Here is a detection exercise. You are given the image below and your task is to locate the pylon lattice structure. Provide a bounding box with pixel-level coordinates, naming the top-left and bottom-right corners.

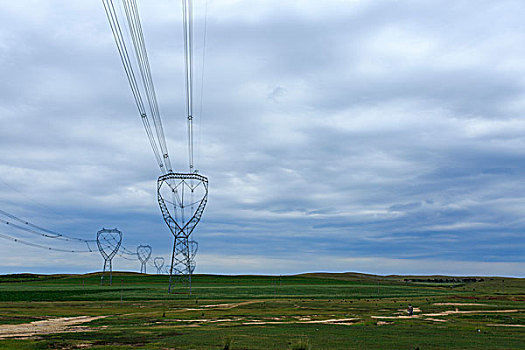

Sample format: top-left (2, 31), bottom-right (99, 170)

top-left (137, 245), bottom-right (152, 274)
top-left (153, 256), bottom-right (165, 274)
top-left (103, 0), bottom-right (208, 293)
top-left (96, 228), bottom-right (122, 286)
top-left (158, 173), bottom-right (207, 293)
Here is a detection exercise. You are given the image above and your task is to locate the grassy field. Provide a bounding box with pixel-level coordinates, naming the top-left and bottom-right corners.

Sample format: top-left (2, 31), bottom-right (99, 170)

top-left (0, 272), bottom-right (523, 349)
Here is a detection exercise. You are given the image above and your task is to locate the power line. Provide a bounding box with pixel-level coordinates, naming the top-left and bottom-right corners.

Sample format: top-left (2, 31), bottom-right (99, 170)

top-left (0, 209), bottom-right (96, 243)
top-left (183, 0), bottom-right (195, 173)
top-left (102, 0), bottom-right (208, 291)
top-left (196, 0), bottom-right (208, 170)
top-left (0, 231), bottom-right (93, 253)
top-left (102, 0), bottom-right (167, 173)
top-left (123, 0), bottom-right (173, 173)
top-left (120, 245), bottom-right (138, 256)
top-left (116, 252), bottom-right (137, 261)
top-left (0, 209), bottom-right (96, 253)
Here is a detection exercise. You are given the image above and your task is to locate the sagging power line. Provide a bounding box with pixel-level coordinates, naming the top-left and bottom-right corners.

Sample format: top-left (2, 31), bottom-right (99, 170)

top-left (103, 0), bottom-right (209, 294)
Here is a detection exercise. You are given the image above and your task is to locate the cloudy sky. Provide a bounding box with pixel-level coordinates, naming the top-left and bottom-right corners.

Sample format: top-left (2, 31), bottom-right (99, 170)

top-left (0, 0), bottom-right (524, 276)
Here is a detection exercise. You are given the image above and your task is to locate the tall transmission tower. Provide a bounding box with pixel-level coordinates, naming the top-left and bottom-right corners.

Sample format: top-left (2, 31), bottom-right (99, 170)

top-left (97, 228), bottom-right (122, 285)
top-left (137, 245), bottom-right (152, 274)
top-left (162, 0), bottom-right (208, 294)
top-left (102, 0), bottom-right (208, 293)
top-left (158, 173), bottom-right (207, 293)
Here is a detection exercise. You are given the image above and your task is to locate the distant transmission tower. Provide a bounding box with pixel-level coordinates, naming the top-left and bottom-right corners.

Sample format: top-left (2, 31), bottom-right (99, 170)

top-left (153, 257), bottom-right (165, 274)
top-left (137, 245), bottom-right (152, 274)
top-left (188, 240), bottom-right (198, 274)
top-left (96, 228), bottom-right (122, 286)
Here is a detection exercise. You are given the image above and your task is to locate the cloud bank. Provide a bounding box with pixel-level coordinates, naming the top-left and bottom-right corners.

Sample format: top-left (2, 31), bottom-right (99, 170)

top-left (0, 0), bottom-right (524, 276)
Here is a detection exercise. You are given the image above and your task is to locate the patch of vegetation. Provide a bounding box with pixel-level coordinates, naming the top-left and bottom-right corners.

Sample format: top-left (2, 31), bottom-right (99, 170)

top-left (0, 289), bottom-right (117, 302)
top-left (0, 273), bottom-right (522, 349)
top-left (222, 336), bottom-right (233, 350)
top-left (289, 335), bottom-right (310, 350)
top-left (405, 278), bottom-right (484, 283)
top-left (0, 315), bottom-right (42, 325)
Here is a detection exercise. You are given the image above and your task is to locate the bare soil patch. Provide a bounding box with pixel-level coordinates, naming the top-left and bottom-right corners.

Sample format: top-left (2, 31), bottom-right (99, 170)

top-left (202, 301), bottom-right (260, 309)
top-left (371, 309), bottom-right (520, 319)
top-left (423, 309), bottom-right (519, 317)
top-left (424, 318), bottom-right (448, 322)
top-left (0, 316), bottom-right (106, 339)
top-left (241, 317), bottom-right (359, 326)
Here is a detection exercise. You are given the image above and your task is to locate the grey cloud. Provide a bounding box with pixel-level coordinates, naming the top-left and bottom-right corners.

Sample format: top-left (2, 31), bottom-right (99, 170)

top-left (0, 0), bottom-right (524, 275)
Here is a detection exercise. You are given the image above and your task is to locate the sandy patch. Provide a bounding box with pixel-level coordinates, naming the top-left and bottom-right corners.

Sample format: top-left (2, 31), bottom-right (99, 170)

top-left (326, 322), bottom-right (356, 326)
top-left (241, 317), bottom-right (359, 326)
top-left (177, 301), bottom-right (261, 312)
top-left (210, 318), bottom-right (244, 323)
top-left (372, 309), bottom-right (519, 320)
top-left (295, 317), bottom-right (312, 321)
top-left (424, 318), bottom-right (448, 322)
top-left (486, 323), bottom-right (525, 328)
top-left (170, 317), bottom-right (244, 323)
top-left (202, 301), bottom-right (260, 309)
top-left (171, 318), bottom-right (211, 322)
top-left (0, 316), bottom-right (106, 339)
top-left (242, 321), bottom-right (289, 325)
top-left (165, 314), bottom-right (361, 327)
top-left (423, 309), bottom-right (519, 317)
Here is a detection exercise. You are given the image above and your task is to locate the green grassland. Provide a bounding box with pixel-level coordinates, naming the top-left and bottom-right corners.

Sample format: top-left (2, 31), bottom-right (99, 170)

top-left (0, 272), bottom-right (523, 349)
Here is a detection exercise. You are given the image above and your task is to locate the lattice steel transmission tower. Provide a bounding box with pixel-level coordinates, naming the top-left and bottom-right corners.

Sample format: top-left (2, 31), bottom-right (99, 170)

top-left (137, 245), bottom-right (152, 274)
top-left (96, 228), bottom-right (122, 286)
top-left (158, 173), bottom-right (207, 293)
top-left (102, 0), bottom-right (208, 293)
top-left (155, 0), bottom-right (209, 294)
top-left (153, 257), bottom-right (165, 274)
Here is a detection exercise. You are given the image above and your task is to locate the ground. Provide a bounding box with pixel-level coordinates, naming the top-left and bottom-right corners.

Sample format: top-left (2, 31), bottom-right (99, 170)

top-left (0, 272), bottom-right (523, 349)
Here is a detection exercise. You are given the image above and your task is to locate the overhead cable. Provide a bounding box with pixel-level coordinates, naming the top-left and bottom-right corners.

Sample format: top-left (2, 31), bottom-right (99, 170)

top-left (102, 0), bottom-right (167, 173)
top-left (122, 0), bottom-right (173, 173)
top-left (182, 0), bottom-right (195, 173)
top-left (0, 209), bottom-right (96, 253)
top-left (0, 231), bottom-right (93, 253)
